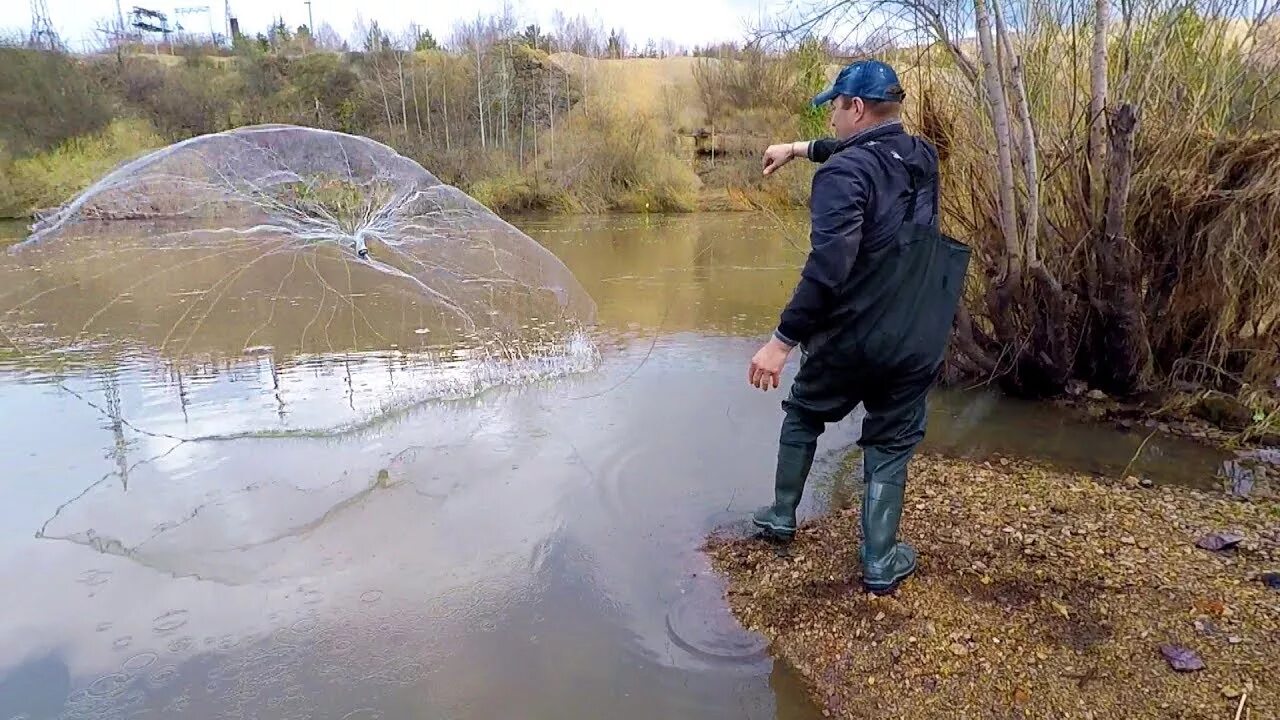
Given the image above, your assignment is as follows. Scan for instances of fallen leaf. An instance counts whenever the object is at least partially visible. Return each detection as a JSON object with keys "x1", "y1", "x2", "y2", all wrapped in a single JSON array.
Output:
[
  {"x1": 1159, "y1": 644, "x2": 1205, "y2": 672},
  {"x1": 948, "y1": 643, "x2": 969, "y2": 657},
  {"x1": 1195, "y1": 531, "x2": 1245, "y2": 551},
  {"x1": 1013, "y1": 687, "x2": 1030, "y2": 705},
  {"x1": 1192, "y1": 598, "x2": 1225, "y2": 616}
]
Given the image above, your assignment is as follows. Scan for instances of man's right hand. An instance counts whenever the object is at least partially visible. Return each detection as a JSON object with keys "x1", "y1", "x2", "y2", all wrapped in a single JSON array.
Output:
[{"x1": 762, "y1": 142, "x2": 805, "y2": 176}]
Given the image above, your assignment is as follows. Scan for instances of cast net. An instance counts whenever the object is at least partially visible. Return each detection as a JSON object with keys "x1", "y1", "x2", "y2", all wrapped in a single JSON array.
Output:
[{"x1": 0, "y1": 124, "x2": 597, "y2": 436}]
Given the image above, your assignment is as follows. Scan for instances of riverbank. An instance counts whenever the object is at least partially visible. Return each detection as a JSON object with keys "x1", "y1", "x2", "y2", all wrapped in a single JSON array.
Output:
[{"x1": 708, "y1": 454, "x2": 1279, "y2": 719}]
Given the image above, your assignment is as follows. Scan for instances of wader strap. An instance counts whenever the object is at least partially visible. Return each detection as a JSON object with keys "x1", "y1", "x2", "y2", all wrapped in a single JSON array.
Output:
[{"x1": 861, "y1": 140, "x2": 938, "y2": 226}]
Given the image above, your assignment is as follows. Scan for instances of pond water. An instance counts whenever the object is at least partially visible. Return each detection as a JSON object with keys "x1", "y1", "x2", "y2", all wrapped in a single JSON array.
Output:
[{"x1": 0, "y1": 213, "x2": 1227, "y2": 720}]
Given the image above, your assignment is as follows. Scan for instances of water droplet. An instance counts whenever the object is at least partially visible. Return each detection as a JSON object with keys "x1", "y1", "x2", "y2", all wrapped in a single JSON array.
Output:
[
  {"x1": 317, "y1": 636, "x2": 355, "y2": 656},
  {"x1": 112, "y1": 636, "x2": 133, "y2": 651},
  {"x1": 152, "y1": 609, "x2": 189, "y2": 634},
  {"x1": 121, "y1": 651, "x2": 158, "y2": 672},
  {"x1": 342, "y1": 710, "x2": 382, "y2": 720},
  {"x1": 290, "y1": 617, "x2": 318, "y2": 634},
  {"x1": 120, "y1": 688, "x2": 147, "y2": 707},
  {"x1": 87, "y1": 672, "x2": 130, "y2": 698},
  {"x1": 168, "y1": 636, "x2": 194, "y2": 654},
  {"x1": 78, "y1": 569, "x2": 112, "y2": 587},
  {"x1": 370, "y1": 662, "x2": 424, "y2": 686},
  {"x1": 96, "y1": 621, "x2": 113, "y2": 633},
  {"x1": 360, "y1": 590, "x2": 383, "y2": 604},
  {"x1": 147, "y1": 665, "x2": 180, "y2": 688}
]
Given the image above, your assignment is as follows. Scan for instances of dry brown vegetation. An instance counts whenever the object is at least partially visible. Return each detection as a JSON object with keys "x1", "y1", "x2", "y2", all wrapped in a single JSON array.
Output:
[{"x1": 763, "y1": 1, "x2": 1280, "y2": 417}]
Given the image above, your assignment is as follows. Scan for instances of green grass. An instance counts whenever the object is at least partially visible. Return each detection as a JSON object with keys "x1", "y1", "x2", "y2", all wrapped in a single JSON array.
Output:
[{"x1": 0, "y1": 118, "x2": 163, "y2": 218}]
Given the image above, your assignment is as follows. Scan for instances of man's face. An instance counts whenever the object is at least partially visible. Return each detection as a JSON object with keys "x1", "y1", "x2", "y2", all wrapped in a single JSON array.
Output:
[{"x1": 829, "y1": 95, "x2": 866, "y2": 140}]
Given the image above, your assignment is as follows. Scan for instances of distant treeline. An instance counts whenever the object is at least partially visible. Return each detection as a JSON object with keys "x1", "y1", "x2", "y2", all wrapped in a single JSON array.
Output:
[{"x1": 0, "y1": 11, "x2": 837, "y2": 218}]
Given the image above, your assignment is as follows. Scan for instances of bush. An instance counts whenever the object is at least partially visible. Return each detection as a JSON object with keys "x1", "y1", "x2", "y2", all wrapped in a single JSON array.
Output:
[
  {"x1": 1, "y1": 118, "x2": 163, "y2": 218},
  {"x1": 470, "y1": 167, "x2": 578, "y2": 213},
  {"x1": 100, "y1": 58, "x2": 236, "y2": 139},
  {"x1": 549, "y1": 91, "x2": 700, "y2": 212},
  {"x1": 0, "y1": 47, "x2": 114, "y2": 157}
]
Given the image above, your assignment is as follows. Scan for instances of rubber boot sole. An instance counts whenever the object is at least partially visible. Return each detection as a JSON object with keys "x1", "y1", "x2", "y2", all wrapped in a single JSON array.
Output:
[
  {"x1": 862, "y1": 562, "x2": 916, "y2": 596},
  {"x1": 863, "y1": 576, "x2": 910, "y2": 596},
  {"x1": 751, "y1": 516, "x2": 796, "y2": 542}
]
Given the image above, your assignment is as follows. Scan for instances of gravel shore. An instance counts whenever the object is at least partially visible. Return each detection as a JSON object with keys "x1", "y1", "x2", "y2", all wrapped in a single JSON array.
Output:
[{"x1": 709, "y1": 454, "x2": 1279, "y2": 719}]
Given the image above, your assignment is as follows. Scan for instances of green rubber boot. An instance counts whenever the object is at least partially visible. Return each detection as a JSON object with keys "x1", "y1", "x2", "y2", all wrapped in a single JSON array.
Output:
[
  {"x1": 751, "y1": 442, "x2": 811, "y2": 540},
  {"x1": 859, "y1": 449, "x2": 917, "y2": 593},
  {"x1": 752, "y1": 411, "x2": 821, "y2": 541}
]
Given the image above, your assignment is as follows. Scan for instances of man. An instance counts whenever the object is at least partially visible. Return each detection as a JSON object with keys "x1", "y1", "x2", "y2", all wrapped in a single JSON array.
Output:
[{"x1": 747, "y1": 60, "x2": 971, "y2": 595}]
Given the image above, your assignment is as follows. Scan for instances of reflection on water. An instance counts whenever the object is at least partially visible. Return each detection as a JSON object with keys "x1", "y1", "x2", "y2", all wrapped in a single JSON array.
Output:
[{"x1": 0, "y1": 213, "x2": 1226, "y2": 720}]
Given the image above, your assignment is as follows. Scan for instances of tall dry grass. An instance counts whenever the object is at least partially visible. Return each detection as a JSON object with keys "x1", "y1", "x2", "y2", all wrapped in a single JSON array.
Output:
[{"x1": 799, "y1": 1, "x2": 1280, "y2": 396}]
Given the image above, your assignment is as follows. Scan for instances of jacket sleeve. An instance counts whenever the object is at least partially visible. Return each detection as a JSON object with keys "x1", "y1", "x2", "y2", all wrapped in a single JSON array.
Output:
[
  {"x1": 807, "y1": 138, "x2": 840, "y2": 164},
  {"x1": 775, "y1": 160, "x2": 868, "y2": 347}
]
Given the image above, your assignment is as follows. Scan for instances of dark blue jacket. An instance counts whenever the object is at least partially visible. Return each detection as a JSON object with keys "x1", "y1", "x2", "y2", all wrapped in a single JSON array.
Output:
[{"x1": 775, "y1": 121, "x2": 940, "y2": 348}]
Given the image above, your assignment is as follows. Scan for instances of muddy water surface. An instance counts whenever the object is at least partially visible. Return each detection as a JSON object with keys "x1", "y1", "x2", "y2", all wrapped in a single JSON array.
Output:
[{"x1": 0, "y1": 214, "x2": 1227, "y2": 719}]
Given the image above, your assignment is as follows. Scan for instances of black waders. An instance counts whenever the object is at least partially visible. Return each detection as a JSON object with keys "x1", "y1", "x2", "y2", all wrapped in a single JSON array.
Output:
[{"x1": 754, "y1": 143, "x2": 970, "y2": 593}]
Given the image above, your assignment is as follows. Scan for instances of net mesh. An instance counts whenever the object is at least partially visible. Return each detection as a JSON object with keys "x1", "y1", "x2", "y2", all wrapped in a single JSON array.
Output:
[{"x1": 0, "y1": 125, "x2": 597, "y2": 433}]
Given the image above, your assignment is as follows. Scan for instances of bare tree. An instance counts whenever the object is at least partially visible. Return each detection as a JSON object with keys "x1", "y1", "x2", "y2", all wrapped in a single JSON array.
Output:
[
  {"x1": 995, "y1": 1, "x2": 1045, "y2": 274},
  {"x1": 1088, "y1": 0, "x2": 1109, "y2": 212},
  {"x1": 975, "y1": 0, "x2": 1023, "y2": 291},
  {"x1": 313, "y1": 22, "x2": 344, "y2": 51}
]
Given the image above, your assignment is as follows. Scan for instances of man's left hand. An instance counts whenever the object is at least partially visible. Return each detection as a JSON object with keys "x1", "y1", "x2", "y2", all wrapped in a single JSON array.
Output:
[{"x1": 749, "y1": 337, "x2": 794, "y2": 391}]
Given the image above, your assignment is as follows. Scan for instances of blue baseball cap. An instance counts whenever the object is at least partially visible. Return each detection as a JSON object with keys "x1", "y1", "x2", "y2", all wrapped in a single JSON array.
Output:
[{"x1": 812, "y1": 60, "x2": 906, "y2": 107}]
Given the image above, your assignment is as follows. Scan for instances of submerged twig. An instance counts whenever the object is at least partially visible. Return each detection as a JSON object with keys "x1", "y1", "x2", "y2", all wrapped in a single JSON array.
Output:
[{"x1": 1120, "y1": 428, "x2": 1159, "y2": 480}]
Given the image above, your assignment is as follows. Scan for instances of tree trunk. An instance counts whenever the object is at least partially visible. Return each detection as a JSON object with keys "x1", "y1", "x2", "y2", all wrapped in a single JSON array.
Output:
[
  {"x1": 423, "y1": 72, "x2": 432, "y2": 139},
  {"x1": 442, "y1": 77, "x2": 451, "y2": 152},
  {"x1": 376, "y1": 64, "x2": 394, "y2": 134},
  {"x1": 476, "y1": 43, "x2": 486, "y2": 150},
  {"x1": 548, "y1": 69, "x2": 555, "y2": 167},
  {"x1": 1088, "y1": 0, "x2": 1109, "y2": 214},
  {"x1": 411, "y1": 63, "x2": 423, "y2": 140},
  {"x1": 397, "y1": 55, "x2": 409, "y2": 137},
  {"x1": 974, "y1": 0, "x2": 1023, "y2": 291},
  {"x1": 995, "y1": 3, "x2": 1044, "y2": 272},
  {"x1": 1093, "y1": 103, "x2": 1149, "y2": 394}
]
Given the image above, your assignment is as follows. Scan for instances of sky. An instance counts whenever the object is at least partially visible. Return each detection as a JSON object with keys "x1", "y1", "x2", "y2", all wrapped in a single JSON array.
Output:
[{"x1": 12, "y1": 0, "x2": 788, "y2": 53}]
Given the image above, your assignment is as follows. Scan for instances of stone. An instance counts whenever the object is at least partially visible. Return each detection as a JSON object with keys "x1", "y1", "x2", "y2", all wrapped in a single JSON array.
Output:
[{"x1": 1192, "y1": 393, "x2": 1253, "y2": 431}]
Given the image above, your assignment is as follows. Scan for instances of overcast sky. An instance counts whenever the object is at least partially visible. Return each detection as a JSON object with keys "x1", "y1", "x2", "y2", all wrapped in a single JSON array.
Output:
[{"x1": 12, "y1": 0, "x2": 789, "y2": 52}]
